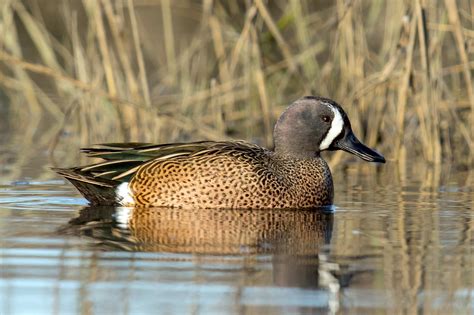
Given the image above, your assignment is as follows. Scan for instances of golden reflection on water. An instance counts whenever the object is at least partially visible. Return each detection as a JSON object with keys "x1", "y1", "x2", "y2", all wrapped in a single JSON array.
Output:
[{"x1": 62, "y1": 206, "x2": 333, "y2": 255}]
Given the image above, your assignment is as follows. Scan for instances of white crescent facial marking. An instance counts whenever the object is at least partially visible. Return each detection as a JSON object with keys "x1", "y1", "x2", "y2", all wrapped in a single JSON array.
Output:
[
  {"x1": 116, "y1": 182, "x2": 135, "y2": 206},
  {"x1": 319, "y1": 103, "x2": 344, "y2": 150}
]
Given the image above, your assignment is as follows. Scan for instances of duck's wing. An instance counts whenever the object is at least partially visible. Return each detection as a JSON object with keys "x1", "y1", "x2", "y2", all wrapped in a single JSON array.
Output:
[{"x1": 81, "y1": 141, "x2": 218, "y2": 162}]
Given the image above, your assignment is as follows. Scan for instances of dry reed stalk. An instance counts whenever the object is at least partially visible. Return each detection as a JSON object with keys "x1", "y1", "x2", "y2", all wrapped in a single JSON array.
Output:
[
  {"x1": 0, "y1": 72, "x2": 20, "y2": 90},
  {"x1": 290, "y1": 0, "x2": 319, "y2": 85},
  {"x1": 161, "y1": 0, "x2": 177, "y2": 79},
  {"x1": 250, "y1": 26, "x2": 272, "y2": 146},
  {"x1": 86, "y1": 0, "x2": 117, "y2": 97},
  {"x1": 180, "y1": 78, "x2": 245, "y2": 107},
  {"x1": 100, "y1": 1, "x2": 140, "y2": 140},
  {"x1": 210, "y1": 79, "x2": 224, "y2": 134},
  {"x1": 444, "y1": 0, "x2": 474, "y2": 142},
  {"x1": 366, "y1": 88, "x2": 386, "y2": 148},
  {"x1": 128, "y1": 0, "x2": 151, "y2": 107},
  {"x1": 395, "y1": 15, "x2": 417, "y2": 161},
  {"x1": 263, "y1": 41, "x2": 326, "y2": 77},
  {"x1": 0, "y1": 51, "x2": 135, "y2": 108},
  {"x1": 440, "y1": 80, "x2": 473, "y2": 152},
  {"x1": 70, "y1": 13, "x2": 89, "y2": 82},
  {"x1": 209, "y1": 15, "x2": 234, "y2": 109},
  {"x1": 0, "y1": 9, "x2": 41, "y2": 119},
  {"x1": 415, "y1": 0, "x2": 440, "y2": 163},
  {"x1": 229, "y1": 5, "x2": 257, "y2": 75},
  {"x1": 441, "y1": 61, "x2": 474, "y2": 76},
  {"x1": 102, "y1": 0, "x2": 140, "y2": 101},
  {"x1": 13, "y1": 2, "x2": 60, "y2": 71},
  {"x1": 254, "y1": 0, "x2": 297, "y2": 72}
]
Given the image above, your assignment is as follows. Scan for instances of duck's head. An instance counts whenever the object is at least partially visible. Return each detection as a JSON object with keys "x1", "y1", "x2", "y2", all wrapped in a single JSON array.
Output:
[{"x1": 274, "y1": 96, "x2": 386, "y2": 163}]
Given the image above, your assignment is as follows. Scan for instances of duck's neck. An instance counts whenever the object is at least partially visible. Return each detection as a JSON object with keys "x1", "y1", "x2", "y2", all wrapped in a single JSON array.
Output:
[
  {"x1": 273, "y1": 125, "x2": 322, "y2": 159},
  {"x1": 273, "y1": 148, "x2": 321, "y2": 160}
]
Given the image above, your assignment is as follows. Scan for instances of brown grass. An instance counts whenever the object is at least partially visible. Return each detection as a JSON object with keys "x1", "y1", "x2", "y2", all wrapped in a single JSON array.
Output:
[{"x1": 0, "y1": 0, "x2": 473, "y2": 169}]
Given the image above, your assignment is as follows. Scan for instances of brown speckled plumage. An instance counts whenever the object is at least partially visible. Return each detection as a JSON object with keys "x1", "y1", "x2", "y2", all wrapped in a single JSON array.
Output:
[
  {"x1": 129, "y1": 141, "x2": 333, "y2": 208},
  {"x1": 54, "y1": 96, "x2": 385, "y2": 209}
]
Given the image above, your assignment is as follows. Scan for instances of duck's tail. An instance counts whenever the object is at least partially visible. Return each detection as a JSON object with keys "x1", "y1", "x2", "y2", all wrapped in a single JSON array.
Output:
[{"x1": 53, "y1": 168, "x2": 120, "y2": 205}]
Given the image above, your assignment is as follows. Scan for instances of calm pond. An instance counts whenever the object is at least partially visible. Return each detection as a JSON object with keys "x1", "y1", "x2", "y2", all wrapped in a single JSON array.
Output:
[{"x1": 0, "y1": 142, "x2": 472, "y2": 315}]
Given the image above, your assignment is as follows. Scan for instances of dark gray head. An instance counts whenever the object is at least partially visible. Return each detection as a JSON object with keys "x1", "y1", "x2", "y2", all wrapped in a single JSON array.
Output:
[{"x1": 273, "y1": 96, "x2": 385, "y2": 163}]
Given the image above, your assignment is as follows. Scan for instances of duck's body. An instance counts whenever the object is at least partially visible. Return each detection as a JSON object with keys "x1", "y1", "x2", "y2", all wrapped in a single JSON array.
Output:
[
  {"x1": 57, "y1": 141, "x2": 333, "y2": 208},
  {"x1": 55, "y1": 96, "x2": 385, "y2": 209}
]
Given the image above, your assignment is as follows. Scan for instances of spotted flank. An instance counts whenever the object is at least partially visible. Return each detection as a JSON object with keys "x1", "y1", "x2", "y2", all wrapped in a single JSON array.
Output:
[{"x1": 54, "y1": 96, "x2": 385, "y2": 209}]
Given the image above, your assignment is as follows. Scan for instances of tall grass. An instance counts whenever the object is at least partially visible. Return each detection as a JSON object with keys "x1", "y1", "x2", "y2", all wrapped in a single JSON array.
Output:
[{"x1": 0, "y1": 0, "x2": 473, "y2": 169}]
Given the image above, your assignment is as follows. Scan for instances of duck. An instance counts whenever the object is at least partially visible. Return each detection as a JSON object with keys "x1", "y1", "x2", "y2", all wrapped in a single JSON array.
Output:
[{"x1": 54, "y1": 96, "x2": 385, "y2": 209}]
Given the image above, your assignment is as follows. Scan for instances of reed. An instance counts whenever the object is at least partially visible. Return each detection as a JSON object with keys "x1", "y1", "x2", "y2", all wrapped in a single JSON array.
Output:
[{"x1": 0, "y1": 0, "x2": 473, "y2": 171}]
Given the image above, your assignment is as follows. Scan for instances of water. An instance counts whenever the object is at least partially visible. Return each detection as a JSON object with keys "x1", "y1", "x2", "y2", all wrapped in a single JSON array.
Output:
[{"x1": 1, "y1": 148, "x2": 472, "y2": 315}]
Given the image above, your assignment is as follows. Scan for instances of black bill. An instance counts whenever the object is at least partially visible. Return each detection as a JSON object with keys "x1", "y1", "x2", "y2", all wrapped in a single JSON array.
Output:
[{"x1": 331, "y1": 131, "x2": 386, "y2": 163}]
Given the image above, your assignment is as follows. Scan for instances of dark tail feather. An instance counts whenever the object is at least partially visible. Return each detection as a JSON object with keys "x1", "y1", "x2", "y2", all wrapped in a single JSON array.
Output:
[{"x1": 53, "y1": 168, "x2": 119, "y2": 206}]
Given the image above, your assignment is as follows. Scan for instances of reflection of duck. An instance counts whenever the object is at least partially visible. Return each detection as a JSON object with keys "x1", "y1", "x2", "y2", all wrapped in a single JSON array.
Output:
[
  {"x1": 64, "y1": 206, "x2": 334, "y2": 255},
  {"x1": 54, "y1": 96, "x2": 385, "y2": 209},
  {"x1": 63, "y1": 206, "x2": 345, "y2": 302}
]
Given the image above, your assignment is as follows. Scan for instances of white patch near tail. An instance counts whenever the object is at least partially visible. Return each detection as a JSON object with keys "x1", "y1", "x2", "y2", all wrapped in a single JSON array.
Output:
[
  {"x1": 116, "y1": 182, "x2": 135, "y2": 206},
  {"x1": 115, "y1": 207, "x2": 132, "y2": 229},
  {"x1": 319, "y1": 104, "x2": 344, "y2": 150}
]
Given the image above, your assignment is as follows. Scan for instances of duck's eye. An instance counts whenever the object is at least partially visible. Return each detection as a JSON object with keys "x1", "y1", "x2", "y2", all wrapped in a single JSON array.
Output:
[{"x1": 321, "y1": 115, "x2": 330, "y2": 123}]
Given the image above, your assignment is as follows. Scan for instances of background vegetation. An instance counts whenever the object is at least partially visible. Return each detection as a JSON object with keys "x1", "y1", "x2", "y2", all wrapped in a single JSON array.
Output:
[
  {"x1": 0, "y1": 0, "x2": 473, "y2": 171},
  {"x1": 1, "y1": 3, "x2": 472, "y2": 313}
]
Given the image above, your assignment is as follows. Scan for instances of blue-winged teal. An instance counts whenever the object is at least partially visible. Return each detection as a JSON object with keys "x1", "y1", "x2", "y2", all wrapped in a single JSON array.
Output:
[{"x1": 55, "y1": 96, "x2": 385, "y2": 209}]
